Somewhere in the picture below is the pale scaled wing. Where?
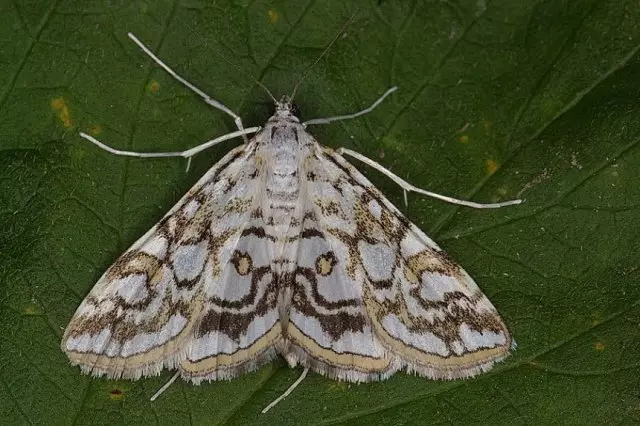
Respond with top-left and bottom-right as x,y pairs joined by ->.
288,145 -> 513,381
180,205 -> 281,383
284,205 -> 399,381
62,142 -> 282,381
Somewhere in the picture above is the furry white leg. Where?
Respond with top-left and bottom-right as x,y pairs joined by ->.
261,368 -> 309,414
79,126 -> 259,160
127,33 -> 247,141
150,371 -> 180,402
337,147 -> 523,208
303,87 -> 398,127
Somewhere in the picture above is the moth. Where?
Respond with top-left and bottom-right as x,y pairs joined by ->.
62,31 -> 521,409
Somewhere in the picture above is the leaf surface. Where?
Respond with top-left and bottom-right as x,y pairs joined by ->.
1,0 -> 639,424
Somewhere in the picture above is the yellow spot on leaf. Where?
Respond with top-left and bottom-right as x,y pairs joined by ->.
147,80 -> 160,94
328,381 -> 347,391
591,312 -> 603,326
267,9 -> 280,24
485,159 -> 500,175
51,97 -> 73,128
90,124 -> 102,136
23,305 -> 39,315
594,342 -> 605,352
458,134 -> 469,144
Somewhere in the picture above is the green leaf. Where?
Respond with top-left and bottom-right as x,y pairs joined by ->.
1,0 -> 639,424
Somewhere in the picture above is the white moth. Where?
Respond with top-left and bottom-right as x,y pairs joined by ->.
62,32 -> 521,412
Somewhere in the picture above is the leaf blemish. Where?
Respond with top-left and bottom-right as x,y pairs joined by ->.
90,124 -> 102,136
109,389 -> 124,400
51,97 -> 73,128
328,381 -> 347,391
23,305 -> 40,315
267,9 -> 279,24
594,342 -> 605,352
485,159 -> 500,175
456,123 -> 470,144
147,80 -> 160,95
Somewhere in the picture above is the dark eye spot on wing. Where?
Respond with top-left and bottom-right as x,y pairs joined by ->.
231,250 -> 253,276
315,251 -> 338,276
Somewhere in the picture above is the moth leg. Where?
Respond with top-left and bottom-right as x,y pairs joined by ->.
261,368 -> 309,414
79,126 -> 260,172
150,371 -> 180,402
303,87 -> 397,127
337,147 -> 523,209
127,33 -> 247,142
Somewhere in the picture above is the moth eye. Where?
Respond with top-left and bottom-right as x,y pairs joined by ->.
290,103 -> 301,119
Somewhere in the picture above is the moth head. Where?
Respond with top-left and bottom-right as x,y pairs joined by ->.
270,96 -> 301,122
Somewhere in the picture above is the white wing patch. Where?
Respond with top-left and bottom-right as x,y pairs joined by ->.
181,213 -> 282,382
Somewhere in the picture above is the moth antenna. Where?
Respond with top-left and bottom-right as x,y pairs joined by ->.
178,29 -> 276,106
256,80 -> 278,103
289,11 -> 358,102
